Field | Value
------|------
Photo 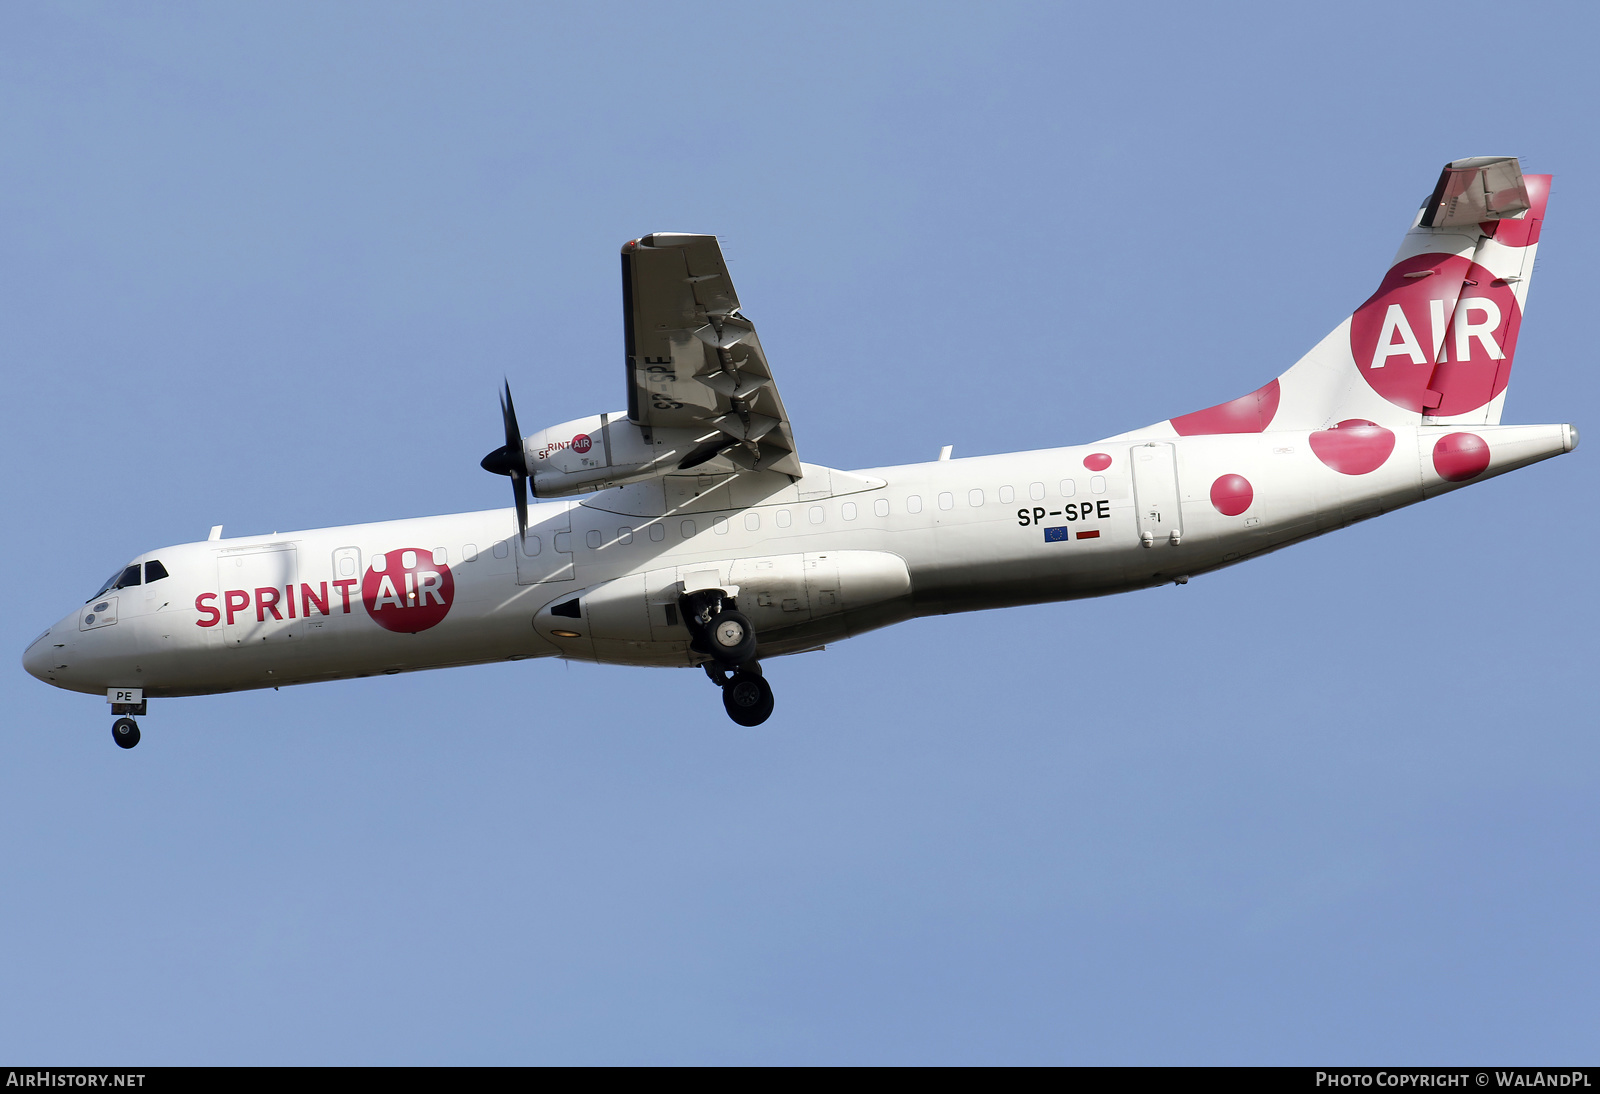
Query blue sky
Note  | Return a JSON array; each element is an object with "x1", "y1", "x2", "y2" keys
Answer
[{"x1": 4, "y1": 1, "x2": 1596, "y2": 1064}]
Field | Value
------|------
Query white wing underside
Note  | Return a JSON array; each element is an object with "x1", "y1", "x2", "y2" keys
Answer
[{"x1": 621, "y1": 233, "x2": 802, "y2": 479}]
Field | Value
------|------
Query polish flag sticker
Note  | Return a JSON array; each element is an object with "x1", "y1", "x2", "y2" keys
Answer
[{"x1": 363, "y1": 548, "x2": 455, "y2": 633}]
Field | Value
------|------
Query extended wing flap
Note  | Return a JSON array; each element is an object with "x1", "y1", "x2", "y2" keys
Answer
[{"x1": 621, "y1": 233, "x2": 801, "y2": 478}]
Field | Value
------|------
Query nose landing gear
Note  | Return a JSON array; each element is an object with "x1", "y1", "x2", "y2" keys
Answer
[
  {"x1": 112, "y1": 717, "x2": 141, "y2": 749},
  {"x1": 108, "y1": 691, "x2": 146, "y2": 749}
]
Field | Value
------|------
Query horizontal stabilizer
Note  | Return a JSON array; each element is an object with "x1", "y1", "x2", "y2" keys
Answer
[{"x1": 1421, "y1": 157, "x2": 1530, "y2": 228}]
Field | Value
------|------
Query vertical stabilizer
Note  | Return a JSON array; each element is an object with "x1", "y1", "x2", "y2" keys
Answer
[{"x1": 1136, "y1": 158, "x2": 1549, "y2": 440}]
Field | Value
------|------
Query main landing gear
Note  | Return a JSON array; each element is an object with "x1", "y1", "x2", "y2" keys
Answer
[
  {"x1": 686, "y1": 589, "x2": 774, "y2": 727},
  {"x1": 703, "y1": 660, "x2": 775, "y2": 726}
]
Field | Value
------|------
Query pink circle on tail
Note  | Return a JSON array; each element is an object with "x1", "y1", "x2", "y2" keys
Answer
[
  {"x1": 1308, "y1": 419, "x2": 1396, "y2": 476},
  {"x1": 1083, "y1": 453, "x2": 1112, "y2": 471},
  {"x1": 1170, "y1": 379, "x2": 1281, "y2": 436},
  {"x1": 1209, "y1": 474, "x2": 1253, "y2": 516},
  {"x1": 1348, "y1": 254, "x2": 1520, "y2": 417},
  {"x1": 1432, "y1": 432, "x2": 1491, "y2": 482}
]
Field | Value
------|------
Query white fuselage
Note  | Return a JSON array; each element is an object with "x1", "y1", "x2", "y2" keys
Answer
[{"x1": 22, "y1": 423, "x2": 1574, "y2": 699}]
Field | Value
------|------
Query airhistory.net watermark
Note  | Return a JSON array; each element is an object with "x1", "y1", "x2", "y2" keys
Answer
[{"x1": 5, "y1": 1075, "x2": 145, "y2": 1088}]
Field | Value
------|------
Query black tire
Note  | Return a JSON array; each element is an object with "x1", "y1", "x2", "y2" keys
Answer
[
  {"x1": 112, "y1": 717, "x2": 141, "y2": 749},
  {"x1": 704, "y1": 609, "x2": 757, "y2": 665},
  {"x1": 722, "y1": 671, "x2": 774, "y2": 727}
]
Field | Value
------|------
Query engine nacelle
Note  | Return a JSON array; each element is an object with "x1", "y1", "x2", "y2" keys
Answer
[
  {"x1": 532, "y1": 551, "x2": 915, "y2": 664},
  {"x1": 525, "y1": 412, "x2": 699, "y2": 498}
]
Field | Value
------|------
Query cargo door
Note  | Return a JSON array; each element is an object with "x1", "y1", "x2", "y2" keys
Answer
[{"x1": 218, "y1": 544, "x2": 299, "y2": 648}]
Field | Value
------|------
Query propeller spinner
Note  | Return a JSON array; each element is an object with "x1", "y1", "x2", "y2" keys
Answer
[{"x1": 480, "y1": 380, "x2": 530, "y2": 541}]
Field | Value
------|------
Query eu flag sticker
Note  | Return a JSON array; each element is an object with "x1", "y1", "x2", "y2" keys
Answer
[{"x1": 1043, "y1": 526, "x2": 1070, "y2": 543}]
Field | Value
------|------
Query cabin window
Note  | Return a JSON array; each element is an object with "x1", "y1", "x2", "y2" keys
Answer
[
  {"x1": 1060, "y1": 479, "x2": 1078, "y2": 497},
  {"x1": 432, "y1": 547, "x2": 447, "y2": 566},
  {"x1": 492, "y1": 541, "x2": 509, "y2": 559},
  {"x1": 524, "y1": 536, "x2": 542, "y2": 556},
  {"x1": 680, "y1": 520, "x2": 696, "y2": 538},
  {"x1": 1029, "y1": 482, "x2": 1045, "y2": 501},
  {"x1": 463, "y1": 544, "x2": 479, "y2": 562},
  {"x1": 938, "y1": 492, "x2": 954, "y2": 510},
  {"x1": 808, "y1": 506, "x2": 825, "y2": 525},
  {"x1": 874, "y1": 498, "x2": 889, "y2": 517},
  {"x1": 586, "y1": 530, "x2": 602, "y2": 549},
  {"x1": 649, "y1": 524, "x2": 665, "y2": 542},
  {"x1": 144, "y1": 560, "x2": 169, "y2": 583},
  {"x1": 776, "y1": 509, "x2": 792, "y2": 528},
  {"x1": 968, "y1": 489, "x2": 984, "y2": 507},
  {"x1": 744, "y1": 512, "x2": 760, "y2": 531},
  {"x1": 1091, "y1": 476, "x2": 1107, "y2": 494},
  {"x1": 714, "y1": 517, "x2": 729, "y2": 535},
  {"x1": 841, "y1": 502, "x2": 857, "y2": 521},
  {"x1": 907, "y1": 495, "x2": 923, "y2": 514},
  {"x1": 619, "y1": 527, "x2": 634, "y2": 545},
  {"x1": 998, "y1": 486, "x2": 1014, "y2": 503}
]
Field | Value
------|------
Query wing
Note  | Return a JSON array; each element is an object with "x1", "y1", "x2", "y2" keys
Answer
[{"x1": 621, "y1": 233, "x2": 801, "y2": 478}]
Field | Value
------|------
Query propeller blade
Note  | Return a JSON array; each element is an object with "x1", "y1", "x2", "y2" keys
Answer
[
  {"x1": 512, "y1": 470, "x2": 529, "y2": 542},
  {"x1": 500, "y1": 379, "x2": 521, "y2": 453},
  {"x1": 481, "y1": 379, "x2": 532, "y2": 542}
]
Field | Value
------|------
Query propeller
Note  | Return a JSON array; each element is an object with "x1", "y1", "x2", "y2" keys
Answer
[{"x1": 480, "y1": 379, "x2": 530, "y2": 541}]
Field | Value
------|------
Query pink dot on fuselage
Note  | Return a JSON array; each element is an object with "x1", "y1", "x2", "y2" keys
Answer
[
  {"x1": 1210, "y1": 474, "x2": 1253, "y2": 516},
  {"x1": 1432, "y1": 432, "x2": 1491, "y2": 482},
  {"x1": 1084, "y1": 453, "x2": 1112, "y2": 471},
  {"x1": 1309, "y1": 419, "x2": 1396, "y2": 476}
]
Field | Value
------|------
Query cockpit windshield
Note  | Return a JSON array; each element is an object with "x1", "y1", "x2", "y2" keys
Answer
[
  {"x1": 86, "y1": 559, "x2": 170, "y2": 602},
  {"x1": 88, "y1": 563, "x2": 142, "y2": 603}
]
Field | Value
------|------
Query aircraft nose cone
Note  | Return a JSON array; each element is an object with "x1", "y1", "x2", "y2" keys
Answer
[{"x1": 22, "y1": 630, "x2": 54, "y2": 683}]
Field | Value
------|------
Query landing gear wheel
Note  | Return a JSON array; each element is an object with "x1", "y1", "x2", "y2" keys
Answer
[
  {"x1": 705, "y1": 609, "x2": 757, "y2": 666},
  {"x1": 112, "y1": 717, "x2": 141, "y2": 749},
  {"x1": 722, "y1": 671, "x2": 774, "y2": 727}
]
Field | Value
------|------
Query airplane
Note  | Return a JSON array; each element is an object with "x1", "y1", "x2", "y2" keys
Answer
[{"x1": 23, "y1": 156, "x2": 1577, "y2": 748}]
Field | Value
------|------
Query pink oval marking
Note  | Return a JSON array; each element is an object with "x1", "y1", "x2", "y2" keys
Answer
[
  {"x1": 1170, "y1": 378, "x2": 1280, "y2": 436},
  {"x1": 1209, "y1": 474, "x2": 1253, "y2": 516},
  {"x1": 1432, "y1": 432, "x2": 1491, "y2": 482},
  {"x1": 1083, "y1": 452, "x2": 1112, "y2": 472},
  {"x1": 1308, "y1": 419, "x2": 1396, "y2": 476},
  {"x1": 1348, "y1": 253, "x2": 1520, "y2": 417}
]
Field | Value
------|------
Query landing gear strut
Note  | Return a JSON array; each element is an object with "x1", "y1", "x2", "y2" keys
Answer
[
  {"x1": 685, "y1": 590, "x2": 773, "y2": 726},
  {"x1": 112, "y1": 717, "x2": 141, "y2": 749}
]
